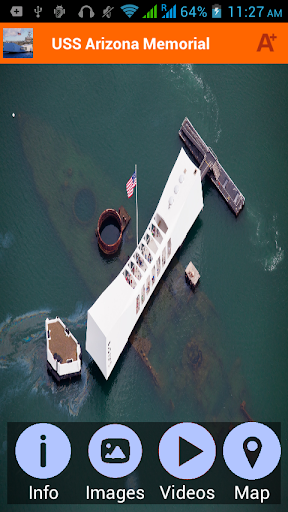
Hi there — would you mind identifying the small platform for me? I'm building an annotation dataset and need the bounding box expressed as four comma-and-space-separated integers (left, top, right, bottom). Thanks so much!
185, 261, 200, 288
46, 317, 81, 381
48, 320, 77, 362
118, 206, 131, 231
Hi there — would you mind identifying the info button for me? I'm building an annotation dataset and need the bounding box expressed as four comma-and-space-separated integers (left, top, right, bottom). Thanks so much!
15, 423, 71, 479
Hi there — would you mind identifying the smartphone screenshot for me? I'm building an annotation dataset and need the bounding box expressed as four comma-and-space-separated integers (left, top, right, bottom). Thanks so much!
1, 3, 286, 510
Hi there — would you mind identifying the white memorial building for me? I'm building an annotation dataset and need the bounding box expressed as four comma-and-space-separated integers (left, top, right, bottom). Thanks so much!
86, 148, 204, 379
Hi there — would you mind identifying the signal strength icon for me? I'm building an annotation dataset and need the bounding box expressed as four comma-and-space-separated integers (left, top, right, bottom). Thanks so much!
121, 4, 139, 18
162, 4, 176, 18
143, 4, 157, 18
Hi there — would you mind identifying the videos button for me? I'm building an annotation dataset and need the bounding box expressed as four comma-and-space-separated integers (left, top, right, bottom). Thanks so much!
159, 423, 216, 479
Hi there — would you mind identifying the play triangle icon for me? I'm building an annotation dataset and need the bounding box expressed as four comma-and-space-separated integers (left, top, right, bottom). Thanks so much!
179, 436, 203, 466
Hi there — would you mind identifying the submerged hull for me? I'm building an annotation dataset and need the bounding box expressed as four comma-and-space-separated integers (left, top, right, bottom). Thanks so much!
86, 148, 204, 379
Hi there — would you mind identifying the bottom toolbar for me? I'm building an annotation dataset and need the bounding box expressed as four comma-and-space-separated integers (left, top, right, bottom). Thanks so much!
7, 422, 281, 504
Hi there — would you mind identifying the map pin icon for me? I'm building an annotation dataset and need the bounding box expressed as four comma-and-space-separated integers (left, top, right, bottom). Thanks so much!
243, 437, 262, 468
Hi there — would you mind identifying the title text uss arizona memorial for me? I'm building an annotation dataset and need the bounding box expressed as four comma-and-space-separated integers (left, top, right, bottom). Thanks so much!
52, 37, 210, 51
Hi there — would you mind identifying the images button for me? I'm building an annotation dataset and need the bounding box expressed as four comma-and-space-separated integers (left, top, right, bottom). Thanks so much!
88, 424, 142, 478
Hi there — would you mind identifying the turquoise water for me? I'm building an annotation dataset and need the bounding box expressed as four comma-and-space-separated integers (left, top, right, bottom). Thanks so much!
0, 64, 288, 510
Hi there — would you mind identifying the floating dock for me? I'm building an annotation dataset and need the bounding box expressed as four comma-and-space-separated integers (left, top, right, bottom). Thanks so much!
118, 206, 131, 231
179, 117, 245, 216
185, 261, 200, 288
46, 317, 81, 381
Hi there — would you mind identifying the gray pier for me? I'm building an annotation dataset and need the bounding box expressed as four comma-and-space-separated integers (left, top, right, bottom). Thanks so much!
179, 117, 245, 216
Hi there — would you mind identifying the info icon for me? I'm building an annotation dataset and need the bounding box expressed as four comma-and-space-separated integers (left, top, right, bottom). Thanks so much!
212, 4, 222, 18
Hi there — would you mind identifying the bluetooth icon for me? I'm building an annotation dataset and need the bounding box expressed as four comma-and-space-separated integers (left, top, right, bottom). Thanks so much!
212, 4, 222, 18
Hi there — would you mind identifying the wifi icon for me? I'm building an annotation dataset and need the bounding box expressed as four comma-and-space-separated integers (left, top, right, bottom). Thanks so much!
121, 4, 139, 18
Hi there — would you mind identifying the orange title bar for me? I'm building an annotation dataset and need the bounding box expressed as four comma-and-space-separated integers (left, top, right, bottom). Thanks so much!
1, 23, 287, 64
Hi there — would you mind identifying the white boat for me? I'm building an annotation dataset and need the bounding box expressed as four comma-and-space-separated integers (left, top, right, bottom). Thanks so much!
20, 43, 33, 52
46, 317, 81, 381
86, 148, 204, 379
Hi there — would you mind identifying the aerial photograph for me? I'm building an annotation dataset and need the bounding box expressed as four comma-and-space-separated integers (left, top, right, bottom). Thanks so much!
0, 63, 287, 510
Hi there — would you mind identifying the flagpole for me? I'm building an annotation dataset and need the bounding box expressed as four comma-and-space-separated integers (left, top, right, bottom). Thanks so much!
135, 164, 138, 246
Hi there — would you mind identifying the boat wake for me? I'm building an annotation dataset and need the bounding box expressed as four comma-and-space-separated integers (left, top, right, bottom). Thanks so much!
0, 232, 15, 262
0, 232, 14, 249
162, 64, 221, 143
0, 306, 91, 416
248, 209, 284, 272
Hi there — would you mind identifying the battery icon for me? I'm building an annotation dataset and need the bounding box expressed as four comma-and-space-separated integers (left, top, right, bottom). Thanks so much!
212, 4, 222, 18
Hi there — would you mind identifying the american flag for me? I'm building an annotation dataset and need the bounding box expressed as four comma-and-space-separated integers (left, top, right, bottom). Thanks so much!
126, 171, 137, 198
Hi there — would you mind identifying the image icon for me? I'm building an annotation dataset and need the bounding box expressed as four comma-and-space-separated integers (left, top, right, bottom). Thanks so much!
3, 28, 33, 58
223, 422, 281, 479
121, 4, 139, 18
101, 438, 130, 463
15, 423, 71, 479
88, 424, 142, 478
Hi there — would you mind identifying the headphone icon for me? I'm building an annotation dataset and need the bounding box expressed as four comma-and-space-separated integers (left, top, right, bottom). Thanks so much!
78, 5, 95, 18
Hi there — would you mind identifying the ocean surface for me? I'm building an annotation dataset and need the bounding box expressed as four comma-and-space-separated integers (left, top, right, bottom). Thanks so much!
3, 52, 33, 59
0, 64, 287, 510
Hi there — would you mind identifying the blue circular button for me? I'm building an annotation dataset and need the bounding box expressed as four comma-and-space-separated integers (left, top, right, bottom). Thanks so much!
223, 422, 281, 479
88, 424, 142, 478
15, 423, 71, 479
159, 423, 216, 479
